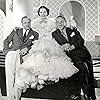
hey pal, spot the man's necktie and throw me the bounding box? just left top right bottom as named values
left=23, top=30, right=27, bottom=40
left=61, top=31, right=68, bottom=41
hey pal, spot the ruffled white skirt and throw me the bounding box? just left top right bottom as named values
left=15, top=39, right=78, bottom=91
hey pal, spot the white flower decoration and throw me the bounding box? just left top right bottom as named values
left=38, top=79, right=45, bottom=84
left=70, top=32, right=75, bottom=37
left=38, top=75, right=48, bottom=81
left=29, top=35, right=34, bottom=39
left=31, top=82, right=37, bottom=89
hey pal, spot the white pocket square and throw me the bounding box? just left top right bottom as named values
left=29, top=35, right=34, bottom=39
left=70, top=32, right=75, bottom=37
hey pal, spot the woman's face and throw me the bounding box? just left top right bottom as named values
left=39, top=8, right=48, bottom=19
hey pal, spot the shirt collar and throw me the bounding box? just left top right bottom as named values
left=23, top=28, right=30, bottom=36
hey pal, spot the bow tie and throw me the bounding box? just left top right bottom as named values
left=40, top=20, right=47, bottom=24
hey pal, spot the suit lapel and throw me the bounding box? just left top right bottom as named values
left=65, top=28, right=72, bottom=42
left=55, top=29, right=68, bottom=45
left=58, top=29, right=69, bottom=43
left=17, top=28, right=23, bottom=42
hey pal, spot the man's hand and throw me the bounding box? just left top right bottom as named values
left=20, top=47, right=28, bottom=56
left=69, top=45, right=75, bottom=51
left=61, top=44, right=75, bottom=52
left=61, top=43, right=70, bottom=51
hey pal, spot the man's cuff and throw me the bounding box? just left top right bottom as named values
left=71, top=45, right=75, bottom=50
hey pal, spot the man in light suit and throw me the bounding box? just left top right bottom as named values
left=3, top=16, right=39, bottom=98
left=52, top=16, right=96, bottom=100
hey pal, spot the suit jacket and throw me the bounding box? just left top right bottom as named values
left=3, top=28, right=39, bottom=55
left=52, top=27, right=91, bottom=62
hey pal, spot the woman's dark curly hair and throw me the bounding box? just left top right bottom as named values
left=38, top=6, right=49, bottom=16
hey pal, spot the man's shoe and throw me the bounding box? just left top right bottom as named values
left=84, top=94, right=91, bottom=100
left=84, top=94, right=96, bottom=100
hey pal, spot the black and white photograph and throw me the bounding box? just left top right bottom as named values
left=0, top=0, right=100, bottom=100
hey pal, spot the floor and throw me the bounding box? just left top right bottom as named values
left=0, top=97, right=51, bottom=100
left=0, top=96, right=100, bottom=100
left=0, top=59, right=100, bottom=100
left=96, top=96, right=100, bottom=100
left=95, top=88, right=100, bottom=100
left=0, top=89, right=100, bottom=100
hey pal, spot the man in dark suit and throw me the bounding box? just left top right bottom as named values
left=52, top=16, right=96, bottom=100
left=3, top=16, right=39, bottom=98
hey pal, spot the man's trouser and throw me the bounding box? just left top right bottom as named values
left=5, top=50, right=19, bottom=99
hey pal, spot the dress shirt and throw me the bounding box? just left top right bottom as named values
left=23, top=29, right=29, bottom=36
left=61, top=28, right=68, bottom=41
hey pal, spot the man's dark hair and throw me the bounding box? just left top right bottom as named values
left=38, top=6, right=49, bottom=16
left=56, top=16, right=66, bottom=22
left=21, top=16, right=31, bottom=23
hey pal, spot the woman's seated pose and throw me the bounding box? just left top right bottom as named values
left=14, top=6, right=79, bottom=100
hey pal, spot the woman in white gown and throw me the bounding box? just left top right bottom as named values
left=14, top=6, right=79, bottom=100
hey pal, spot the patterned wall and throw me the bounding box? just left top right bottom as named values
left=32, top=0, right=98, bottom=39
left=31, top=0, right=99, bottom=57
left=4, top=0, right=100, bottom=56
left=0, top=9, right=5, bottom=50
left=99, top=0, right=100, bottom=35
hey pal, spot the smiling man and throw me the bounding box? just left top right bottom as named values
left=3, top=16, right=39, bottom=99
left=52, top=15, right=96, bottom=100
